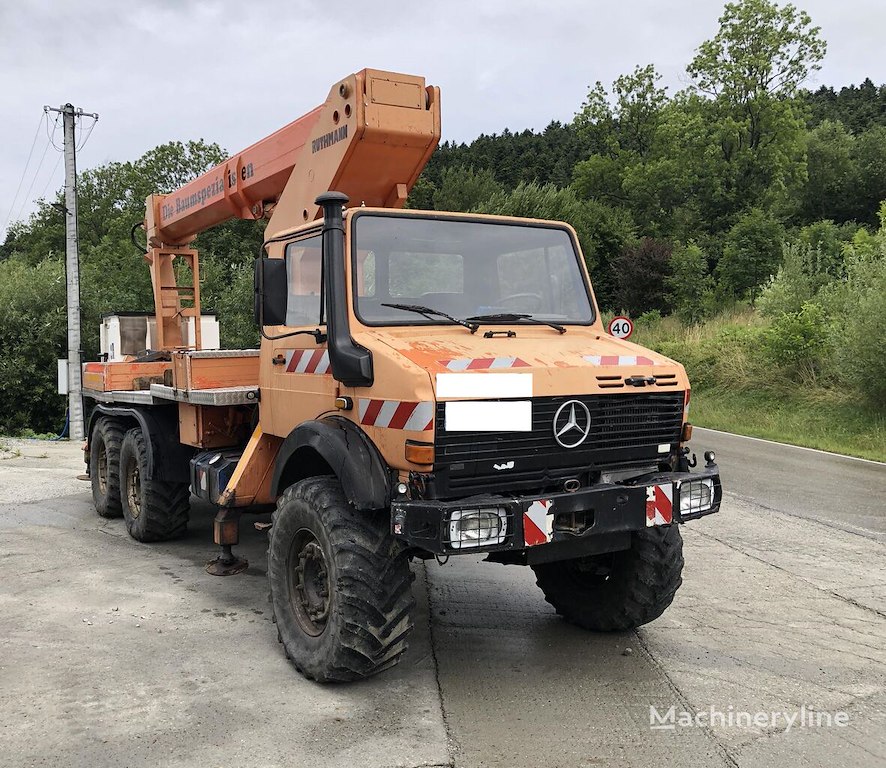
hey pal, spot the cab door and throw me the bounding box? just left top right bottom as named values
left=264, top=231, right=337, bottom=436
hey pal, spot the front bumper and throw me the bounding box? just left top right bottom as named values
left=391, top=464, right=721, bottom=560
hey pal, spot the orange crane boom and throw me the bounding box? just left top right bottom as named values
left=142, top=69, right=440, bottom=349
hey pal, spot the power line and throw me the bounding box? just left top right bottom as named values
left=14, top=123, right=54, bottom=224
left=37, top=152, right=65, bottom=204
left=46, top=109, right=63, bottom=151
left=75, top=114, right=98, bottom=152
left=3, top=112, right=45, bottom=235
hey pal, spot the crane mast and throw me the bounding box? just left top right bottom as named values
left=142, top=69, right=441, bottom=350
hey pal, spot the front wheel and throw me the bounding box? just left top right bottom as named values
left=532, top=525, right=684, bottom=631
left=119, top=427, right=190, bottom=542
left=267, top=477, right=415, bottom=682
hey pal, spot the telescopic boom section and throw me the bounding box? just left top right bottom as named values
left=142, top=69, right=441, bottom=350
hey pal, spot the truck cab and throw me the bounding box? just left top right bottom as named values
left=257, top=202, right=719, bottom=562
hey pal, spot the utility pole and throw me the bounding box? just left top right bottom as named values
left=45, top=103, right=98, bottom=441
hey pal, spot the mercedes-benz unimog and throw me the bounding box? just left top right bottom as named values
left=82, top=69, right=721, bottom=682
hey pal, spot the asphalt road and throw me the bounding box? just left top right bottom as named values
left=692, top=426, right=886, bottom=541
left=1, top=434, right=884, bottom=768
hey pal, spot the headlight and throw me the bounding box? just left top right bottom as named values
left=448, top=508, right=507, bottom=549
left=680, top=478, right=714, bottom=516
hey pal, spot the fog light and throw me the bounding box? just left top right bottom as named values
left=448, top=508, right=507, bottom=549
left=680, top=478, right=714, bottom=516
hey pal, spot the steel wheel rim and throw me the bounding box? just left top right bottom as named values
left=288, top=528, right=330, bottom=637
left=126, top=456, right=141, bottom=520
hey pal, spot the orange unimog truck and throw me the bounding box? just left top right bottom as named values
left=83, top=69, right=721, bottom=682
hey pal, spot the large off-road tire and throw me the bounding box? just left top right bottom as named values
left=268, top=477, right=415, bottom=682
left=90, top=417, right=125, bottom=518
left=119, top=427, right=190, bottom=542
left=532, top=525, right=684, bottom=631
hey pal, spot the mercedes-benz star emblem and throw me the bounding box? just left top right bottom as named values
left=553, top=400, right=592, bottom=448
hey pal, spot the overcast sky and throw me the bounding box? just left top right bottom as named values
left=2, top=0, right=884, bottom=240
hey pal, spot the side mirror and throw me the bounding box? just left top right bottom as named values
left=253, top=257, right=287, bottom=327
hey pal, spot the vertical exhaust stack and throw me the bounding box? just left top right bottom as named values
left=316, top=191, right=373, bottom=387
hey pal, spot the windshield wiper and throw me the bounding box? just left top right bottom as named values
left=381, top=303, right=479, bottom=333
left=466, top=313, right=566, bottom=334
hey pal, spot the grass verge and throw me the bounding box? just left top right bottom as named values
left=690, top=388, right=885, bottom=462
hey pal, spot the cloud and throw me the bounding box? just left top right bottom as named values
left=2, top=0, right=884, bottom=237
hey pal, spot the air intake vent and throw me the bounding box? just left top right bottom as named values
left=595, top=374, right=623, bottom=389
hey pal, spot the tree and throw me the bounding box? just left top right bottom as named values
left=687, top=0, right=826, bottom=219
left=419, top=122, right=585, bottom=193
left=756, top=219, right=856, bottom=318
left=0, top=256, right=68, bottom=433
left=0, top=140, right=265, bottom=433
left=688, top=0, right=826, bottom=101
left=799, top=120, right=855, bottom=223
left=431, top=165, right=502, bottom=212
left=575, top=65, right=668, bottom=159
left=572, top=66, right=688, bottom=240
left=716, top=207, right=785, bottom=299
left=803, top=79, right=886, bottom=134
left=818, top=204, right=886, bottom=403
left=851, top=126, right=886, bottom=225
left=667, top=242, right=715, bottom=323
left=611, top=238, right=673, bottom=315
left=474, top=182, right=635, bottom=309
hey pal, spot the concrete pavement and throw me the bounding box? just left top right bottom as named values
left=0, top=439, right=447, bottom=768
left=0, top=435, right=884, bottom=767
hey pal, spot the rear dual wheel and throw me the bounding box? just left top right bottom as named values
left=118, top=427, right=190, bottom=542
left=90, top=417, right=125, bottom=518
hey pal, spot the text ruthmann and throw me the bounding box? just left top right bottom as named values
left=650, top=705, right=849, bottom=732
left=312, top=125, right=348, bottom=154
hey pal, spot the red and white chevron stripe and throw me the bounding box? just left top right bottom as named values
left=358, top=399, right=433, bottom=431
left=584, top=355, right=657, bottom=366
left=438, top=356, right=530, bottom=371
left=646, top=483, right=674, bottom=526
left=284, top=349, right=331, bottom=374
left=523, top=499, right=553, bottom=546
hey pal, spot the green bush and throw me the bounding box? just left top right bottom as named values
left=762, top=302, right=828, bottom=373
left=0, top=256, right=68, bottom=434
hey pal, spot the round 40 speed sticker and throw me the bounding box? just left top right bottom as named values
left=607, top=315, right=633, bottom=339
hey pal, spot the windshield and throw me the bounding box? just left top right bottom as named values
left=352, top=214, right=594, bottom=326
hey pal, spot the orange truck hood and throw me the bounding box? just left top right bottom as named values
left=361, top=326, right=688, bottom=398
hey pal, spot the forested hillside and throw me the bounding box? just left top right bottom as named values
left=1, top=0, right=884, bottom=455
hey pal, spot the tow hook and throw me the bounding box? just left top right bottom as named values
left=625, top=375, right=656, bottom=387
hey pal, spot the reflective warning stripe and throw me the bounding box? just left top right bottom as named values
left=523, top=499, right=553, bottom=546
left=284, top=349, right=331, bottom=374
left=645, top=483, right=674, bottom=526
left=439, top=357, right=531, bottom=371
left=584, top=355, right=657, bottom=366
left=358, top=399, right=433, bottom=431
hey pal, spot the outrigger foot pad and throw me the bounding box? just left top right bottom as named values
left=206, top=544, right=248, bottom=576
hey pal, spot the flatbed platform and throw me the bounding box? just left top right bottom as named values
left=83, top=384, right=260, bottom=407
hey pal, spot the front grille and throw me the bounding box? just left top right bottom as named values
left=433, top=392, right=683, bottom=497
